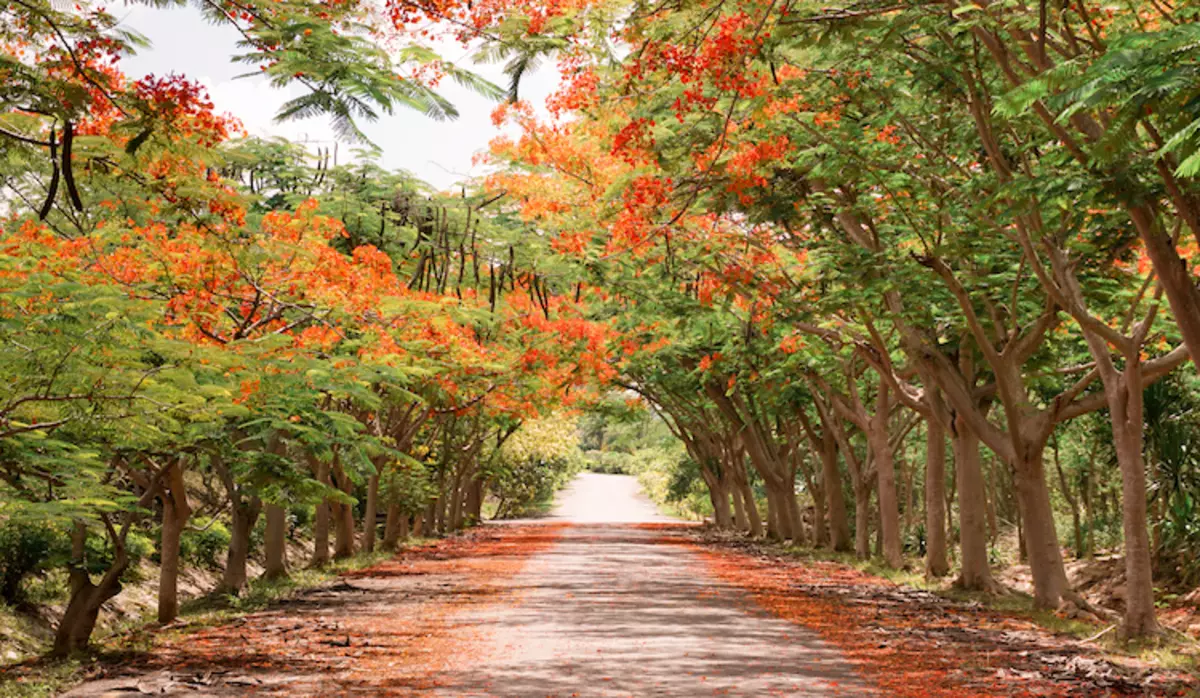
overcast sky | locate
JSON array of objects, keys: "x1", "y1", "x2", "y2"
[{"x1": 114, "y1": 4, "x2": 560, "y2": 191}]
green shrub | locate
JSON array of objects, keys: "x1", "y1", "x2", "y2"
[
  {"x1": 584, "y1": 451, "x2": 632, "y2": 474},
  {"x1": 0, "y1": 522, "x2": 64, "y2": 604},
  {"x1": 180, "y1": 518, "x2": 232, "y2": 568},
  {"x1": 492, "y1": 452, "x2": 582, "y2": 519}
]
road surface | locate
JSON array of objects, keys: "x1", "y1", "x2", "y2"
[{"x1": 433, "y1": 472, "x2": 874, "y2": 696}]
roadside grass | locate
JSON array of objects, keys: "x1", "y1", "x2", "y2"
[
  {"x1": 768, "y1": 540, "x2": 1200, "y2": 676},
  {"x1": 0, "y1": 658, "x2": 82, "y2": 698},
  {"x1": 0, "y1": 545, "x2": 424, "y2": 698}
]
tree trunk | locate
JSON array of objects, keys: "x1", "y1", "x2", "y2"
[
  {"x1": 787, "y1": 487, "x2": 807, "y2": 545},
  {"x1": 1150, "y1": 493, "x2": 1161, "y2": 564},
  {"x1": 1067, "y1": 303, "x2": 1161, "y2": 635},
  {"x1": 1101, "y1": 365, "x2": 1160, "y2": 638},
  {"x1": 157, "y1": 459, "x2": 192, "y2": 624},
  {"x1": 1131, "y1": 204, "x2": 1200, "y2": 374},
  {"x1": 465, "y1": 477, "x2": 484, "y2": 524},
  {"x1": 362, "y1": 470, "x2": 380, "y2": 553},
  {"x1": 738, "y1": 479, "x2": 763, "y2": 537},
  {"x1": 1052, "y1": 438, "x2": 1084, "y2": 559},
  {"x1": 220, "y1": 496, "x2": 261, "y2": 595},
  {"x1": 925, "y1": 417, "x2": 950, "y2": 577},
  {"x1": 809, "y1": 479, "x2": 828, "y2": 548},
  {"x1": 953, "y1": 415, "x2": 995, "y2": 591},
  {"x1": 262, "y1": 503, "x2": 289, "y2": 581},
  {"x1": 730, "y1": 480, "x2": 748, "y2": 530},
  {"x1": 709, "y1": 476, "x2": 734, "y2": 529},
  {"x1": 1112, "y1": 411, "x2": 1159, "y2": 637},
  {"x1": 333, "y1": 459, "x2": 355, "y2": 559},
  {"x1": 448, "y1": 470, "x2": 466, "y2": 531},
  {"x1": 874, "y1": 505, "x2": 884, "y2": 557},
  {"x1": 434, "y1": 493, "x2": 448, "y2": 534},
  {"x1": 383, "y1": 503, "x2": 408, "y2": 550},
  {"x1": 867, "y1": 409, "x2": 903, "y2": 568},
  {"x1": 765, "y1": 486, "x2": 781, "y2": 540},
  {"x1": 820, "y1": 438, "x2": 852, "y2": 551},
  {"x1": 312, "y1": 456, "x2": 331, "y2": 567},
  {"x1": 412, "y1": 512, "x2": 425, "y2": 538},
  {"x1": 1012, "y1": 445, "x2": 1072, "y2": 609},
  {"x1": 985, "y1": 474, "x2": 999, "y2": 544},
  {"x1": 213, "y1": 452, "x2": 260, "y2": 595},
  {"x1": 1083, "y1": 455, "x2": 1097, "y2": 559},
  {"x1": 773, "y1": 480, "x2": 799, "y2": 541},
  {"x1": 1016, "y1": 494, "x2": 1027, "y2": 563},
  {"x1": 53, "y1": 523, "x2": 127, "y2": 656},
  {"x1": 853, "y1": 484, "x2": 871, "y2": 559}
]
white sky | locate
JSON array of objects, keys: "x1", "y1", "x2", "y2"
[{"x1": 114, "y1": 4, "x2": 560, "y2": 191}]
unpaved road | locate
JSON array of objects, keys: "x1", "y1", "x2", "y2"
[
  {"x1": 435, "y1": 473, "x2": 874, "y2": 696},
  {"x1": 63, "y1": 473, "x2": 874, "y2": 696}
]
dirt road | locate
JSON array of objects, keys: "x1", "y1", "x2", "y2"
[
  {"x1": 63, "y1": 473, "x2": 874, "y2": 697},
  {"x1": 434, "y1": 474, "x2": 873, "y2": 696}
]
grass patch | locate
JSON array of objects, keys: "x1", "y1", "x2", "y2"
[
  {"x1": 182, "y1": 550, "x2": 395, "y2": 618},
  {"x1": 0, "y1": 545, "x2": 424, "y2": 698},
  {"x1": 0, "y1": 606, "x2": 53, "y2": 662},
  {"x1": 778, "y1": 543, "x2": 933, "y2": 589},
  {"x1": 769, "y1": 540, "x2": 1200, "y2": 676},
  {"x1": 0, "y1": 658, "x2": 82, "y2": 698}
]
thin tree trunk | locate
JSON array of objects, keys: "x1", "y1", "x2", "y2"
[
  {"x1": 448, "y1": 469, "x2": 466, "y2": 531},
  {"x1": 765, "y1": 486, "x2": 781, "y2": 539},
  {"x1": 709, "y1": 476, "x2": 734, "y2": 528},
  {"x1": 730, "y1": 480, "x2": 749, "y2": 531},
  {"x1": 925, "y1": 416, "x2": 950, "y2": 577},
  {"x1": 1052, "y1": 436, "x2": 1084, "y2": 559},
  {"x1": 854, "y1": 484, "x2": 871, "y2": 559},
  {"x1": 220, "y1": 496, "x2": 260, "y2": 594},
  {"x1": 1012, "y1": 445, "x2": 1073, "y2": 609},
  {"x1": 787, "y1": 486, "x2": 806, "y2": 545},
  {"x1": 434, "y1": 492, "x2": 449, "y2": 534},
  {"x1": 213, "y1": 451, "x2": 260, "y2": 595},
  {"x1": 821, "y1": 438, "x2": 852, "y2": 552},
  {"x1": 775, "y1": 480, "x2": 799, "y2": 541},
  {"x1": 333, "y1": 458, "x2": 355, "y2": 559},
  {"x1": 1083, "y1": 452, "x2": 1097, "y2": 559},
  {"x1": 985, "y1": 472, "x2": 1000, "y2": 544},
  {"x1": 157, "y1": 459, "x2": 192, "y2": 624},
  {"x1": 739, "y1": 479, "x2": 763, "y2": 537},
  {"x1": 1101, "y1": 364, "x2": 1160, "y2": 637},
  {"x1": 54, "y1": 523, "x2": 127, "y2": 656},
  {"x1": 362, "y1": 471, "x2": 380, "y2": 553},
  {"x1": 465, "y1": 477, "x2": 484, "y2": 523},
  {"x1": 1131, "y1": 205, "x2": 1200, "y2": 374},
  {"x1": 1113, "y1": 411, "x2": 1159, "y2": 636},
  {"x1": 954, "y1": 415, "x2": 995, "y2": 591},
  {"x1": 383, "y1": 503, "x2": 407, "y2": 550},
  {"x1": 868, "y1": 404, "x2": 903, "y2": 568},
  {"x1": 311, "y1": 456, "x2": 331, "y2": 567},
  {"x1": 1016, "y1": 492, "x2": 1027, "y2": 563},
  {"x1": 809, "y1": 478, "x2": 828, "y2": 548},
  {"x1": 262, "y1": 503, "x2": 289, "y2": 581}
]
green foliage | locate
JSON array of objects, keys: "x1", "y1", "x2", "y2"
[
  {"x1": 1145, "y1": 377, "x2": 1200, "y2": 585},
  {"x1": 179, "y1": 519, "x2": 233, "y2": 570},
  {"x1": 380, "y1": 461, "x2": 436, "y2": 516},
  {"x1": 0, "y1": 523, "x2": 63, "y2": 605},
  {"x1": 584, "y1": 451, "x2": 631, "y2": 475},
  {"x1": 490, "y1": 451, "x2": 581, "y2": 519},
  {"x1": 84, "y1": 531, "x2": 154, "y2": 580},
  {"x1": 489, "y1": 412, "x2": 584, "y2": 519}
]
